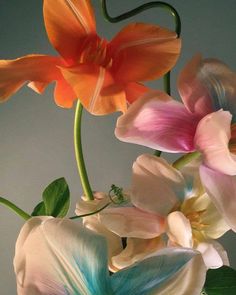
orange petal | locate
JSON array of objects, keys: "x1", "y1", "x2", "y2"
[
  {"x1": 0, "y1": 54, "x2": 62, "y2": 102},
  {"x1": 125, "y1": 82, "x2": 150, "y2": 104},
  {"x1": 43, "y1": 0, "x2": 96, "y2": 63},
  {"x1": 109, "y1": 23, "x2": 181, "y2": 82},
  {"x1": 54, "y1": 78, "x2": 77, "y2": 108},
  {"x1": 60, "y1": 64, "x2": 127, "y2": 115}
]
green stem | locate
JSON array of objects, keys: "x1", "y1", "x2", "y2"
[
  {"x1": 74, "y1": 101, "x2": 94, "y2": 200},
  {"x1": 172, "y1": 151, "x2": 201, "y2": 170},
  {"x1": 70, "y1": 202, "x2": 110, "y2": 220},
  {"x1": 0, "y1": 197, "x2": 30, "y2": 220}
]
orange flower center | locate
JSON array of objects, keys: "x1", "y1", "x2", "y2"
[{"x1": 79, "y1": 37, "x2": 112, "y2": 68}]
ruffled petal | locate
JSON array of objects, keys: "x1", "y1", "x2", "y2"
[
  {"x1": 43, "y1": 0, "x2": 96, "y2": 63},
  {"x1": 115, "y1": 90, "x2": 200, "y2": 152},
  {"x1": 112, "y1": 237, "x2": 165, "y2": 270},
  {"x1": 109, "y1": 23, "x2": 181, "y2": 82},
  {"x1": 178, "y1": 54, "x2": 236, "y2": 121},
  {"x1": 194, "y1": 110, "x2": 236, "y2": 175},
  {"x1": 196, "y1": 240, "x2": 229, "y2": 269},
  {"x1": 166, "y1": 211, "x2": 193, "y2": 248},
  {"x1": 99, "y1": 206, "x2": 165, "y2": 239},
  {"x1": 60, "y1": 64, "x2": 127, "y2": 115},
  {"x1": 111, "y1": 248, "x2": 206, "y2": 295},
  {"x1": 200, "y1": 165, "x2": 236, "y2": 232},
  {"x1": 0, "y1": 55, "x2": 62, "y2": 102},
  {"x1": 54, "y1": 77, "x2": 77, "y2": 108},
  {"x1": 131, "y1": 154, "x2": 186, "y2": 216},
  {"x1": 124, "y1": 82, "x2": 150, "y2": 104},
  {"x1": 14, "y1": 217, "x2": 112, "y2": 295}
]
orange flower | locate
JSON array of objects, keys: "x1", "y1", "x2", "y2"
[{"x1": 0, "y1": 0, "x2": 181, "y2": 115}]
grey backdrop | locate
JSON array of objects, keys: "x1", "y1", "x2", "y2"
[{"x1": 1, "y1": 0, "x2": 236, "y2": 293}]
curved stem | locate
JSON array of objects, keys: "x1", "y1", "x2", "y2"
[
  {"x1": 70, "y1": 202, "x2": 110, "y2": 220},
  {"x1": 101, "y1": 0, "x2": 181, "y2": 36},
  {"x1": 172, "y1": 151, "x2": 201, "y2": 170},
  {"x1": 0, "y1": 197, "x2": 30, "y2": 220},
  {"x1": 74, "y1": 101, "x2": 94, "y2": 200}
]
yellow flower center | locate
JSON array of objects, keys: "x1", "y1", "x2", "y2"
[{"x1": 185, "y1": 209, "x2": 208, "y2": 231}]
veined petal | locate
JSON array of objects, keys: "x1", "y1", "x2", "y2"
[
  {"x1": 112, "y1": 237, "x2": 165, "y2": 270},
  {"x1": 109, "y1": 23, "x2": 181, "y2": 82},
  {"x1": 178, "y1": 54, "x2": 236, "y2": 121},
  {"x1": 14, "y1": 217, "x2": 112, "y2": 295},
  {"x1": 194, "y1": 110, "x2": 236, "y2": 175},
  {"x1": 111, "y1": 248, "x2": 206, "y2": 295},
  {"x1": 131, "y1": 154, "x2": 186, "y2": 216},
  {"x1": 0, "y1": 55, "x2": 62, "y2": 102},
  {"x1": 166, "y1": 211, "x2": 193, "y2": 248},
  {"x1": 200, "y1": 165, "x2": 236, "y2": 232},
  {"x1": 60, "y1": 64, "x2": 127, "y2": 115},
  {"x1": 196, "y1": 240, "x2": 229, "y2": 269},
  {"x1": 43, "y1": 0, "x2": 96, "y2": 62},
  {"x1": 178, "y1": 54, "x2": 214, "y2": 116},
  {"x1": 115, "y1": 91, "x2": 200, "y2": 152},
  {"x1": 99, "y1": 206, "x2": 165, "y2": 239}
]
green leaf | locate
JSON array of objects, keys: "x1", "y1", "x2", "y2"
[
  {"x1": 203, "y1": 266, "x2": 236, "y2": 295},
  {"x1": 31, "y1": 178, "x2": 70, "y2": 218},
  {"x1": 31, "y1": 201, "x2": 46, "y2": 216}
]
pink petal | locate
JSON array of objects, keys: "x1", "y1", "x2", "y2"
[
  {"x1": 99, "y1": 206, "x2": 165, "y2": 239},
  {"x1": 178, "y1": 54, "x2": 236, "y2": 119},
  {"x1": 200, "y1": 165, "x2": 236, "y2": 232},
  {"x1": 132, "y1": 154, "x2": 186, "y2": 216},
  {"x1": 166, "y1": 211, "x2": 193, "y2": 248},
  {"x1": 115, "y1": 90, "x2": 200, "y2": 152},
  {"x1": 194, "y1": 110, "x2": 236, "y2": 175}
]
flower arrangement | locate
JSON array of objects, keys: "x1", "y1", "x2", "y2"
[{"x1": 1, "y1": 0, "x2": 236, "y2": 294}]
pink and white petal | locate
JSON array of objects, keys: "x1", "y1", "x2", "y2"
[
  {"x1": 109, "y1": 23, "x2": 181, "y2": 82},
  {"x1": 82, "y1": 215, "x2": 123, "y2": 272},
  {"x1": 196, "y1": 240, "x2": 229, "y2": 269},
  {"x1": 112, "y1": 237, "x2": 165, "y2": 270},
  {"x1": 43, "y1": 0, "x2": 96, "y2": 63},
  {"x1": 166, "y1": 211, "x2": 193, "y2": 248},
  {"x1": 200, "y1": 165, "x2": 236, "y2": 232},
  {"x1": 0, "y1": 55, "x2": 62, "y2": 102},
  {"x1": 132, "y1": 154, "x2": 185, "y2": 216},
  {"x1": 178, "y1": 54, "x2": 214, "y2": 116},
  {"x1": 195, "y1": 110, "x2": 236, "y2": 175},
  {"x1": 99, "y1": 206, "x2": 165, "y2": 239},
  {"x1": 60, "y1": 64, "x2": 127, "y2": 115},
  {"x1": 115, "y1": 90, "x2": 200, "y2": 152},
  {"x1": 179, "y1": 54, "x2": 236, "y2": 120},
  {"x1": 14, "y1": 217, "x2": 112, "y2": 295}
]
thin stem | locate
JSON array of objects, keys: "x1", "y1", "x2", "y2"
[
  {"x1": 74, "y1": 101, "x2": 94, "y2": 200},
  {"x1": 172, "y1": 151, "x2": 201, "y2": 170},
  {"x1": 69, "y1": 202, "x2": 110, "y2": 220},
  {"x1": 101, "y1": 1, "x2": 181, "y2": 36},
  {"x1": 164, "y1": 71, "x2": 171, "y2": 96},
  {"x1": 0, "y1": 197, "x2": 31, "y2": 220}
]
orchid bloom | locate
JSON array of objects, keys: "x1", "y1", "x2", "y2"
[
  {"x1": 0, "y1": 0, "x2": 181, "y2": 115},
  {"x1": 115, "y1": 55, "x2": 236, "y2": 230},
  {"x1": 98, "y1": 154, "x2": 230, "y2": 270},
  {"x1": 14, "y1": 216, "x2": 206, "y2": 295}
]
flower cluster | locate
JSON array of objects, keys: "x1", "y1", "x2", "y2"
[{"x1": 1, "y1": 0, "x2": 236, "y2": 294}]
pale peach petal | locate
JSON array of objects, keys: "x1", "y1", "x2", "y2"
[
  {"x1": 115, "y1": 91, "x2": 200, "y2": 152},
  {"x1": 195, "y1": 110, "x2": 236, "y2": 175},
  {"x1": 109, "y1": 23, "x2": 181, "y2": 82},
  {"x1": 200, "y1": 165, "x2": 236, "y2": 232},
  {"x1": 166, "y1": 211, "x2": 193, "y2": 248},
  {"x1": 112, "y1": 237, "x2": 165, "y2": 270},
  {"x1": 99, "y1": 206, "x2": 165, "y2": 239},
  {"x1": 0, "y1": 55, "x2": 62, "y2": 102},
  {"x1": 43, "y1": 0, "x2": 96, "y2": 63},
  {"x1": 196, "y1": 240, "x2": 229, "y2": 269},
  {"x1": 60, "y1": 64, "x2": 127, "y2": 115},
  {"x1": 132, "y1": 154, "x2": 185, "y2": 216}
]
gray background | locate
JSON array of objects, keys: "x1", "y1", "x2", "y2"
[{"x1": 1, "y1": 0, "x2": 236, "y2": 293}]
